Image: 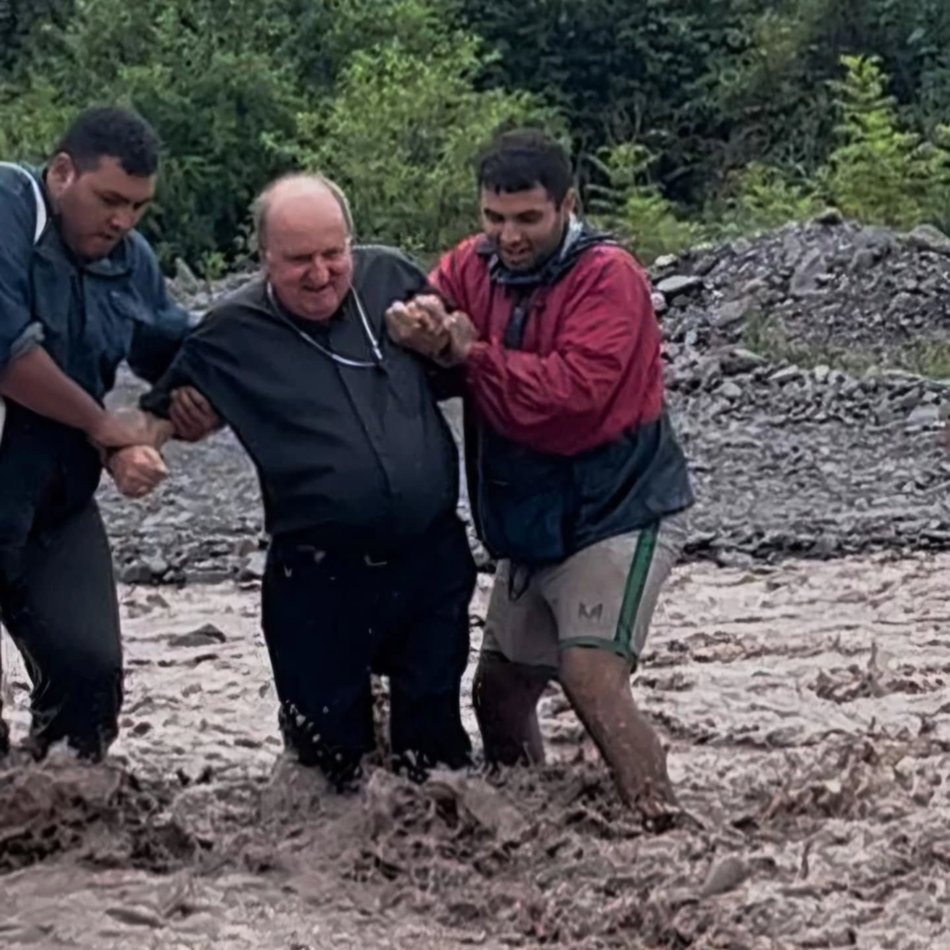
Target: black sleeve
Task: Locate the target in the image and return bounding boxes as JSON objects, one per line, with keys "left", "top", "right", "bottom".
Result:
{"left": 138, "top": 351, "right": 196, "bottom": 419}
{"left": 377, "top": 248, "right": 463, "bottom": 400}
{"left": 138, "top": 300, "right": 240, "bottom": 419}
{"left": 425, "top": 363, "right": 465, "bottom": 402}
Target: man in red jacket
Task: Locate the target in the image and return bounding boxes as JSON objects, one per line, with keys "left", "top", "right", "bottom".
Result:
{"left": 387, "top": 129, "right": 694, "bottom": 823}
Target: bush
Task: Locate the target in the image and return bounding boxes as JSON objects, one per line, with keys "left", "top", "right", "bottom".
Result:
{"left": 0, "top": 0, "right": 526, "bottom": 269}
{"left": 822, "top": 54, "right": 950, "bottom": 229}
{"left": 286, "top": 34, "right": 552, "bottom": 254}
{"left": 585, "top": 143, "right": 699, "bottom": 263}
{"left": 713, "top": 162, "right": 821, "bottom": 236}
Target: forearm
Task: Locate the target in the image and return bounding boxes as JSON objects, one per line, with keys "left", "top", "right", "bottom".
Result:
{"left": 0, "top": 347, "right": 107, "bottom": 434}
{"left": 111, "top": 408, "right": 176, "bottom": 450}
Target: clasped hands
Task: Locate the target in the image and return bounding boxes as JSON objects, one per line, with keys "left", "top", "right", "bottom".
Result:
{"left": 384, "top": 294, "right": 477, "bottom": 366}
{"left": 101, "top": 389, "right": 218, "bottom": 500}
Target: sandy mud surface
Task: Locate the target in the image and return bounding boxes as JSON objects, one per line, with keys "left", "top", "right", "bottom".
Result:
{"left": 2, "top": 554, "right": 949, "bottom": 948}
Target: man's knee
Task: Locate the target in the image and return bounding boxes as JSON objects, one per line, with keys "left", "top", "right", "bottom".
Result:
{"left": 558, "top": 644, "right": 629, "bottom": 707}
{"left": 474, "top": 650, "right": 548, "bottom": 704}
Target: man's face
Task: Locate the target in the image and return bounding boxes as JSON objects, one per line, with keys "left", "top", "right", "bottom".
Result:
{"left": 47, "top": 154, "right": 155, "bottom": 261}
{"left": 480, "top": 184, "right": 575, "bottom": 272}
{"left": 264, "top": 205, "right": 354, "bottom": 321}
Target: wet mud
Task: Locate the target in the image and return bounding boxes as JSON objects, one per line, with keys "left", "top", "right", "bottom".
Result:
{"left": 2, "top": 555, "right": 949, "bottom": 948}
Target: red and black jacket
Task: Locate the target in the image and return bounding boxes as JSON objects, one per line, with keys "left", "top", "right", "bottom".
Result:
{"left": 430, "top": 224, "right": 693, "bottom": 565}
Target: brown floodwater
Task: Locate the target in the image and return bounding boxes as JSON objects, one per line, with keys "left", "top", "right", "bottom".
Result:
{"left": 2, "top": 553, "right": 949, "bottom": 948}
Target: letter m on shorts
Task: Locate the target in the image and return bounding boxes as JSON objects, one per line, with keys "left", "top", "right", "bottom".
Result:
{"left": 578, "top": 602, "right": 604, "bottom": 622}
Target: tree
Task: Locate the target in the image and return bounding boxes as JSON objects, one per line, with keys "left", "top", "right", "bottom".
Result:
{"left": 288, "top": 34, "right": 554, "bottom": 254}
{"left": 822, "top": 54, "right": 950, "bottom": 228}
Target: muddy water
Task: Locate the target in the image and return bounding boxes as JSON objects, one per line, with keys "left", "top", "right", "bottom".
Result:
{"left": 2, "top": 554, "right": 949, "bottom": 948}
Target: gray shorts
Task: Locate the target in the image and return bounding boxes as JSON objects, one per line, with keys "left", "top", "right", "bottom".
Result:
{"left": 481, "top": 513, "right": 688, "bottom": 674}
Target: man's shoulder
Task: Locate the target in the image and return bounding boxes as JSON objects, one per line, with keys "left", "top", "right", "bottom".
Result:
{"left": 125, "top": 229, "right": 163, "bottom": 279}
{"left": 0, "top": 162, "right": 38, "bottom": 201}
{"left": 565, "top": 241, "right": 647, "bottom": 288}
{"left": 355, "top": 243, "right": 424, "bottom": 277}
{"left": 200, "top": 276, "right": 268, "bottom": 331}
{"left": 444, "top": 234, "right": 488, "bottom": 266}
{"left": 0, "top": 163, "right": 41, "bottom": 253}
{"left": 430, "top": 235, "right": 490, "bottom": 291}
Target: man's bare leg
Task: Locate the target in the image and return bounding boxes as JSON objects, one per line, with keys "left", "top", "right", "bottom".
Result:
{"left": 559, "top": 646, "right": 676, "bottom": 822}
{"left": 473, "top": 651, "right": 547, "bottom": 765}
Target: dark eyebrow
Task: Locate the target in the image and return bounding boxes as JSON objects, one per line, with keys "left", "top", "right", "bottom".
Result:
{"left": 97, "top": 189, "right": 151, "bottom": 206}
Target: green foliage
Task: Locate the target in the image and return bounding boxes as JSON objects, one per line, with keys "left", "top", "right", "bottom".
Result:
{"left": 714, "top": 163, "right": 822, "bottom": 236}
{"left": 822, "top": 54, "right": 950, "bottom": 229}
{"left": 0, "top": 0, "right": 489, "bottom": 269}
{"left": 0, "top": 0, "right": 71, "bottom": 73}
{"left": 0, "top": 0, "right": 311, "bottom": 268}
{"left": 586, "top": 143, "right": 699, "bottom": 263}
{"left": 6, "top": 0, "right": 950, "bottom": 268}
{"left": 464, "top": 0, "right": 950, "bottom": 209}
{"left": 461, "top": 0, "right": 739, "bottom": 205}
{"left": 287, "top": 34, "right": 550, "bottom": 254}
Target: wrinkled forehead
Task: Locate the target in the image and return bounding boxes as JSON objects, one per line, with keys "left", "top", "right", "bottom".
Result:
{"left": 267, "top": 221, "right": 351, "bottom": 260}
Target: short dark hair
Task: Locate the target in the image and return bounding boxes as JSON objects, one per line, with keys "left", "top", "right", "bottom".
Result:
{"left": 477, "top": 129, "right": 573, "bottom": 206}
{"left": 54, "top": 106, "right": 160, "bottom": 177}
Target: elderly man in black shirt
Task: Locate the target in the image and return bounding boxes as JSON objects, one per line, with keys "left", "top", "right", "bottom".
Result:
{"left": 117, "top": 174, "right": 475, "bottom": 786}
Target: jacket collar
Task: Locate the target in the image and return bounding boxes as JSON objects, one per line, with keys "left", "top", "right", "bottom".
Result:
{"left": 476, "top": 215, "right": 615, "bottom": 287}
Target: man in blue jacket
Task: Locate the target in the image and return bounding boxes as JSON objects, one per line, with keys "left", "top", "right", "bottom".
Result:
{"left": 0, "top": 106, "right": 209, "bottom": 761}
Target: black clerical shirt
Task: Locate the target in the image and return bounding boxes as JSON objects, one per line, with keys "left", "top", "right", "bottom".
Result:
{"left": 141, "top": 246, "right": 459, "bottom": 549}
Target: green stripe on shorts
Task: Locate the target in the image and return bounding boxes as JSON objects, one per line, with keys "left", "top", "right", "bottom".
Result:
{"left": 615, "top": 523, "right": 659, "bottom": 652}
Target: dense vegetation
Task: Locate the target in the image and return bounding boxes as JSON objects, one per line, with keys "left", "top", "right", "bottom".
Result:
{"left": 2, "top": 0, "right": 949, "bottom": 271}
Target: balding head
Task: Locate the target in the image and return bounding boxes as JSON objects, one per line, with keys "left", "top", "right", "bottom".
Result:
{"left": 253, "top": 173, "right": 353, "bottom": 253}
{"left": 255, "top": 174, "right": 356, "bottom": 322}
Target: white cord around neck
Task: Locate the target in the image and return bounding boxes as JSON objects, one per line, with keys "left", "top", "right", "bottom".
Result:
{"left": 265, "top": 282, "right": 383, "bottom": 369}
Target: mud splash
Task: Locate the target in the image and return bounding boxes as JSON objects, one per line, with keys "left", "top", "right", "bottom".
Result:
{"left": 1, "top": 554, "right": 949, "bottom": 948}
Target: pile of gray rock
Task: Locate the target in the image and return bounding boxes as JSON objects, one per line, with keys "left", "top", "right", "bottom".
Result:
{"left": 652, "top": 213, "right": 950, "bottom": 366}
{"left": 648, "top": 214, "right": 950, "bottom": 564}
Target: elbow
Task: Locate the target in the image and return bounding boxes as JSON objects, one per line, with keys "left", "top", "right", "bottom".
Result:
{"left": 8, "top": 322, "right": 45, "bottom": 362}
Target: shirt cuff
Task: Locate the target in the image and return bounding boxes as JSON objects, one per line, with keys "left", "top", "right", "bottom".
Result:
{"left": 8, "top": 321, "right": 45, "bottom": 360}
{"left": 138, "top": 387, "right": 173, "bottom": 419}
{"left": 464, "top": 341, "right": 492, "bottom": 375}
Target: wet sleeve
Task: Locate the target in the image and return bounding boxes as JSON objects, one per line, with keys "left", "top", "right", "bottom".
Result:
{"left": 138, "top": 350, "right": 197, "bottom": 419}
{"left": 427, "top": 247, "right": 468, "bottom": 312}
{"left": 138, "top": 310, "right": 229, "bottom": 420}
{"left": 463, "top": 254, "right": 653, "bottom": 455}
{"left": 0, "top": 175, "right": 43, "bottom": 372}
{"left": 127, "top": 242, "right": 200, "bottom": 384}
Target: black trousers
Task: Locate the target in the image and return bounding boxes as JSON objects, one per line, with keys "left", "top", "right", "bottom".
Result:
{"left": 262, "top": 514, "right": 476, "bottom": 787}
{"left": 0, "top": 501, "right": 122, "bottom": 760}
